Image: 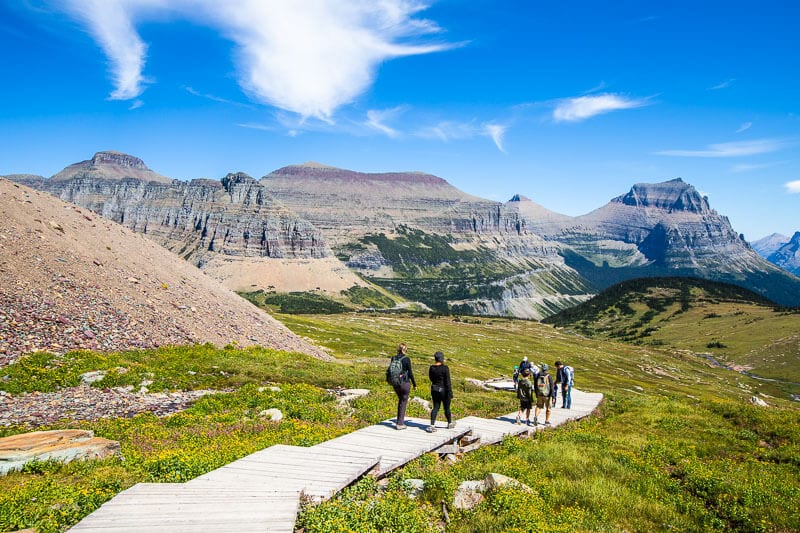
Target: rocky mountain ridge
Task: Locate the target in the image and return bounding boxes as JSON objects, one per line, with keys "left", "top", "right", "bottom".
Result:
{"left": 766, "top": 232, "right": 800, "bottom": 277}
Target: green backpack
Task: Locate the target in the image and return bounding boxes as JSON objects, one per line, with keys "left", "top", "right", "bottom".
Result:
{"left": 386, "top": 355, "right": 407, "bottom": 387}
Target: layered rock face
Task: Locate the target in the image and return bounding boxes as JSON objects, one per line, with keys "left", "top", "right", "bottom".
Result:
{"left": 38, "top": 165, "right": 329, "bottom": 264}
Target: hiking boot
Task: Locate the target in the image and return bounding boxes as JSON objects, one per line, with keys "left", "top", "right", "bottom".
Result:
{"left": 396, "top": 424, "right": 407, "bottom": 430}
{"left": 515, "top": 415, "right": 521, "bottom": 425}
{"left": 526, "top": 419, "right": 531, "bottom": 426}
{"left": 426, "top": 425, "right": 437, "bottom": 433}
{"left": 533, "top": 417, "right": 538, "bottom": 426}
{"left": 447, "top": 422, "right": 457, "bottom": 429}
{"left": 545, "top": 421, "right": 552, "bottom": 426}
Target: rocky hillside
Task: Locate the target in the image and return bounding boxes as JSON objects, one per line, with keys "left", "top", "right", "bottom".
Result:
{"left": 51, "top": 150, "right": 172, "bottom": 184}
{"left": 752, "top": 232, "right": 790, "bottom": 257}
{"left": 0, "top": 179, "right": 329, "bottom": 365}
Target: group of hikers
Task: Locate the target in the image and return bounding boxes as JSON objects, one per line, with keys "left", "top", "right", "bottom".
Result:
{"left": 386, "top": 343, "right": 574, "bottom": 431}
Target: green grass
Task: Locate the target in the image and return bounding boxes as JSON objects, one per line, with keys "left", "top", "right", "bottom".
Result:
{"left": 1, "top": 309, "right": 798, "bottom": 532}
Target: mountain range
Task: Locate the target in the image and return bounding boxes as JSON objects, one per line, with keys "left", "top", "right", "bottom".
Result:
{"left": 7, "top": 151, "right": 800, "bottom": 316}
{"left": 752, "top": 232, "right": 800, "bottom": 277}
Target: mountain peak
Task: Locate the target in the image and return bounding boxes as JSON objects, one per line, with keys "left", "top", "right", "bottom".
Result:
{"left": 267, "top": 163, "right": 449, "bottom": 186}
{"left": 614, "top": 178, "right": 710, "bottom": 213}
{"left": 50, "top": 151, "right": 172, "bottom": 184}
{"left": 508, "top": 194, "right": 530, "bottom": 202}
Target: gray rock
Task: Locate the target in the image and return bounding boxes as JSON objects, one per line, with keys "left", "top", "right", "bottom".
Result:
{"left": 750, "top": 396, "right": 769, "bottom": 407}
{"left": 260, "top": 408, "right": 283, "bottom": 421}
{"left": 452, "top": 480, "right": 486, "bottom": 510}
{"left": 402, "top": 478, "right": 425, "bottom": 499}
{"left": 80, "top": 370, "right": 106, "bottom": 384}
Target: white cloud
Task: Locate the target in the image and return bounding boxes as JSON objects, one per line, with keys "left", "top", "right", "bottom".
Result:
{"left": 736, "top": 122, "right": 752, "bottom": 133}
{"left": 785, "top": 180, "right": 800, "bottom": 194}
{"left": 655, "top": 138, "right": 787, "bottom": 158}
{"left": 708, "top": 78, "right": 735, "bottom": 90}
{"left": 731, "top": 161, "right": 783, "bottom": 173}
{"left": 552, "top": 93, "right": 649, "bottom": 122}
{"left": 57, "top": 0, "right": 452, "bottom": 118}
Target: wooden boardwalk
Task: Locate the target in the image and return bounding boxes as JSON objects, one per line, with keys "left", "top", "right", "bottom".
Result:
{"left": 69, "top": 388, "right": 602, "bottom": 532}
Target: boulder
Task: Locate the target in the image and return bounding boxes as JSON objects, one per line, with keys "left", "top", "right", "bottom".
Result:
{"left": 335, "top": 389, "right": 370, "bottom": 404}
{"left": 412, "top": 396, "right": 432, "bottom": 412}
{"left": 0, "top": 429, "right": 120, "bottom": 475}
{"left": 259, "top": 408, "right": 283, "bottom": 421}
{"left": 484, "top": 472, "right": 533, "bottom": 492}
{"left": 452, "top": 480, "right": 486, "bottom": 510}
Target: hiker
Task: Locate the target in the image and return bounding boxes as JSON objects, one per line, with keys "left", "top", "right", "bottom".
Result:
{"left": 427, "top": 351, "right": 455, "bottom": 432}
{"left": 533, "top": 363, "right": 556, "bottom": 426}
{"left": 386, "top": 342, "right": 416, "bottom": 430}
{"left": 555, "top": 360, "right": 574, "bottom": 409}
{"left": 516, "top": 368, "right": 534, "bottom": 426}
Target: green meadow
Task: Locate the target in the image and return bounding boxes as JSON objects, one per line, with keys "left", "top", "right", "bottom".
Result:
{"left": 1, "top": 304, "right": 799, "bottom": 532}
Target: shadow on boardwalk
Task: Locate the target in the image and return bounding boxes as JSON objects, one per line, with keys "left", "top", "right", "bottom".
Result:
{"left": 69, "top": 389, "right": 603, "bottom": 532}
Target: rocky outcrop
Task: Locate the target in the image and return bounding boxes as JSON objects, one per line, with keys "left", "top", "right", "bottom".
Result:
{"left": 766, "top": 232, "right": 800, "bottom": 277}
{"left": 0, "top": 430, "right": 120, "bottom": 474}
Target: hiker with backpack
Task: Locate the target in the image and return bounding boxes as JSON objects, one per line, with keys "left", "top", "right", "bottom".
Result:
{"left": 515, "top": 368, "right": 534, "bottom": 426}
{"left": 386, "top": 343, "right": 416, "bottom": 430}
{"left": 533, "top": 363, "right": 556, "bottom": 426}
{"left": 555, "top": 360, "right": 574, "bottom": 409}
{"left": 427, "top": 351, "right": 455, "bottom": 432}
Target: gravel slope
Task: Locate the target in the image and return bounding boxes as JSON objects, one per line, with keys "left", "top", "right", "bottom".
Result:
{"left": 0, "top": 179, "right": 329, "bottom": 366}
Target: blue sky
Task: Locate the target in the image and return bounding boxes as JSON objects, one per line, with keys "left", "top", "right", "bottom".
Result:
{"left": 1, "top": 0, "right": 798, "bottom": 240}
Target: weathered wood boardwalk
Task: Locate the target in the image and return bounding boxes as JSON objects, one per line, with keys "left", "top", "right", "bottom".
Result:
{"left": 69, "top": 388, "right": 602, "bottom": 532}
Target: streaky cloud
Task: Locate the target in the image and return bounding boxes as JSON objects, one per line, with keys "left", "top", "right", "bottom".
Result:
{"left": 656, "top": 138, "right": 787, "bottom": 158}
{"left": 485, "top": 124, "right": 507, "bottom": 153}
{"left": 708, "top": 78, "right": 735, "bottom": 90}
{"left": 365, "top": 107, "right": 407, "bottom": 138}
{"left": 736, "top": 122, "right": 752, "bottom": 133}
{"left": 552, "top": 93, "right": 649, "bottom": 122}
{"left": 416, "top": 120, "right": 508, "bottom": 151}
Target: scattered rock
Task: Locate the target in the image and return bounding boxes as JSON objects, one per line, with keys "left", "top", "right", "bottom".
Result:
{"left": 334, "top": 388, "right": 370, "bottom": 404}
{"left": 402, "top": 478, "right": 425, "bottom": 499}
{"left": 484, "top": 472, "right": 532, "bottom": 493}
{"left": 0, "top": 429, "right": 120, "bottom": 475}
{"left": 260, "top": 408, "right": 283, "bottom": 421}
{"left": 453, "top": 480, "right": 486, "bottom": 510}
{"left": 412, "top": 396, "right": 432, "bottom": 412}
{"left": 80, "top": 370, "right": 106, "bottom": 384}
{"left": 465, "top": 378, "right": 492, "bottom": 390}
{"left": 750, "top": 396, "right": 769, "bottom": 407}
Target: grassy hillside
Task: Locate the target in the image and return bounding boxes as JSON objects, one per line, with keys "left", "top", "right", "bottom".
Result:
{"left": 1, "top": 311, "right": 798, "bottom": 532}
{"left": 543, "top": 277, "right": 800, "bottom": 399}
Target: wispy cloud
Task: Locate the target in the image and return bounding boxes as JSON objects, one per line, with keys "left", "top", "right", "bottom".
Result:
{"left": 57, "top": 1, "right": 453, "bottom": 119}
{"left": 416, "top": 120, "right": 508, "bottom": 152}
{"left": 736, "top": 122, "right": 752, "bottom": 133}
{"left": 656, "top": 138, "right": 788, "bottom": 158}
{"left": 484, "top": 124, "right": 507, "bottom": 152}
{"left": 552, "top": 93, "right": 650, "bottom": 122}
{"left": 785, "top": 180, "right": 800, "bottom": 194}
{"left": 61, "top": 0, "right": 149, "bottom": 100}
{"left": 185, "top": 86, "right": 253, "bottom": 108}
{"left": 365, "top": 107, "right": 407, "bottom": 138}
{"left": 708, "top": 78, "right": 735, "bottom": 90}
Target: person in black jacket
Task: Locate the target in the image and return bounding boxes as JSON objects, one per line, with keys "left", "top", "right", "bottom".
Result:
{"left": 390, "top": 343, "right": 416, "bottom": 430}
{"left": 427, "top": 351, "right": 455, "bottom": 432}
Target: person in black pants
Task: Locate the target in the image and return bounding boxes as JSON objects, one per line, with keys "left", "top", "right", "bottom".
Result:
{"left": 392, "top": 343, "right": 416, "bottom": 429}
{"left": 427, "top": 351, "right": 455, "bottom": 432}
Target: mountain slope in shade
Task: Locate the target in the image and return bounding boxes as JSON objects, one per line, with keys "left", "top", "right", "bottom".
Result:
{"left": 752, "top": 233, "right": 790, "bottom": 257}
{"left": 0, "top": 178, "right": 329, "bottom": 363}
{"left": 50, "top": 151, "right": 172, "bottom": 184}
{"left": 767, "top": 232, "right": 800, "bottom": 277}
